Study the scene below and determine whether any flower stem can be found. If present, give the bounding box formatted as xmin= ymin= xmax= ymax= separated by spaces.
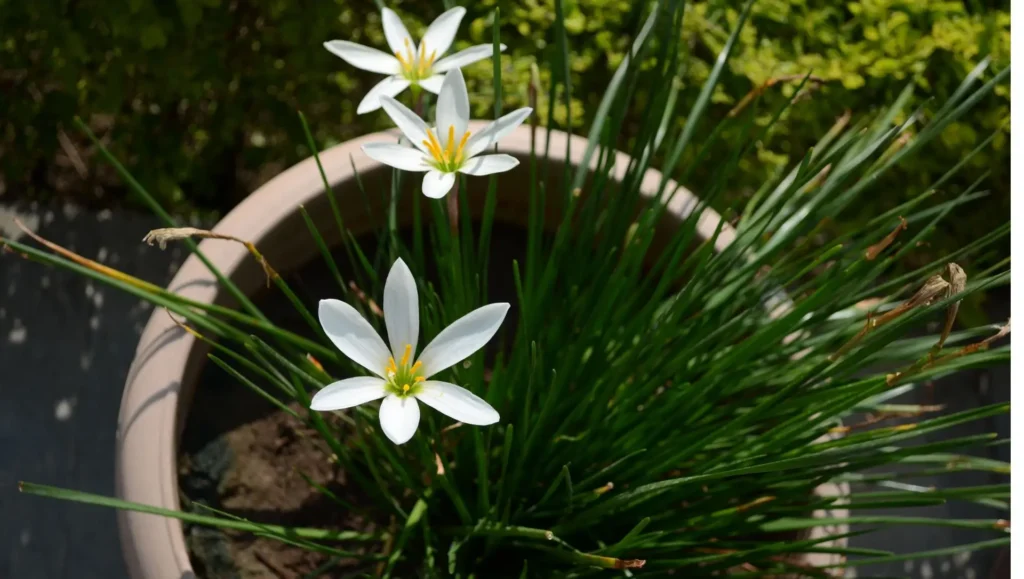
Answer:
xmin=412 ymin=85 xmax=424 ymax=117
xmin=447 ymin=175 xmax=460 ymax=237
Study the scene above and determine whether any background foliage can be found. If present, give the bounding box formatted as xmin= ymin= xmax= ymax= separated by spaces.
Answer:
xmin=1 ymin=0 xmax=1010 ymax=264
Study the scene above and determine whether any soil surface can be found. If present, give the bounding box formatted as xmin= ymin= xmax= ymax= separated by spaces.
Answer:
xmin=179 ymin=364 xmax=382 ymax=578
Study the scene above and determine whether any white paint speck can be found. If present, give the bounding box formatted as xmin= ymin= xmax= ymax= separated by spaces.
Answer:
xmin=80 ymin=353 xmax=93 ymax=370
xmin=97 ymin=247 xmax=109 ymax=262
xmin=920 ymin=560 xmax=933 ymax=579
xmin=8 ymin=321 xmax=26 ymax=344
xmin=89 ymin=315 xmax=100 ymax=331
xmin=0 ymin=205 xmax=41 ymax=241
xmin=19 ymin=529 xmax=31 ymax=546
xmin=61 ymin=203 xmax=80 ymax=220
xmin=954 ymin=552 xmax=972 ymax=566
xmin=965 ymin=568 xmax=976 ymax=579
xmin=41 ymin=275 xmax=50 ymax=289
xmin=85 ymin=283 xmax=94 ymax=298
xmin=92 ymin=291 xmax=104 ymax=308
xmin=54 ymin=398 xmax=75 ymax=421
xmin=97 ymin=209 xmax=112 ymax=222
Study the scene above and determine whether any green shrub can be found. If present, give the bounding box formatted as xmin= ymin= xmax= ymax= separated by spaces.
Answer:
xmin=1 ymin=0 xmax=1009 ymax=266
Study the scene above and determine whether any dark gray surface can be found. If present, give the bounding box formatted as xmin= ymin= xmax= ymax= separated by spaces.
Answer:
xmin=0 ymin=203 xmax=1009 ymax=578
xmin=844 ymin=289 xmax=1011 ymax=579
xmin=1 ymin=204 xmax=180 ymax=579
xmin=846 ymin=354 xmax=1010 ymax=578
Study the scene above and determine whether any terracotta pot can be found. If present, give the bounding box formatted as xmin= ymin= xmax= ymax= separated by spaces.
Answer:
xmin=115 ymin=124 xmax=846 ymax=578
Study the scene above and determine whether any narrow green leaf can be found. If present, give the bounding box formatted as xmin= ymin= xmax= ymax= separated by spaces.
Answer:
xmin=20 ymin=482 xmax=381 ymax=541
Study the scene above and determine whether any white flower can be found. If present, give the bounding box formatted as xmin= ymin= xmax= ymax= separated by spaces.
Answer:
xmin=311 ymin=258 xmax=507 ymax=445
xmin=324 ymin=6 xmax=506 ymax=114
xmin=361 ymin=68 xmax=533 ymax=198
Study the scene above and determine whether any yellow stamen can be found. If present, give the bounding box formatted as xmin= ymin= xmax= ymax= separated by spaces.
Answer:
xmin=454 ymin=130 xmax=471 ymax=165
xmin=404 ymin=38 xmax=415 ymax=72
xmin=394 ymin=50 xmax=408 ymax=71
xmin=402 ymin=384 xmax=410 ymax=393
xmin=422 ymin=139 xmax=434 ymax=158
xmin=445 ymin=125 xmax=456 ymax=162
xmin=386 ymin=357 xmax=397 ymax=373
xmin=414 ymin=376 xmax=426 ymax=383
xmin=410 ymin=360 xmax=423 ymax=374
xmin=426 ymin=49 xmax=437 ymax=67
xmin=400 ymin=344 xmax=412 ymax=367
xmin=417 ymin=42 xmax=428 ymax=76
xmin=423 ymin=130 xmax=444 ymax=163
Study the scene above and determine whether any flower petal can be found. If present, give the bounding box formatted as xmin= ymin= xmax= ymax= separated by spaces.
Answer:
xmin=310 ymin=377 xmax=388 ymax=411
xmin=420 ymin=6 xmax=465 ymax=58
xmin=357 ymin=76 xmax=411 ymax=114
xmin=415 ymin=381 xmax=499 ymax=425
xmin=379 ymin=395 xmax=420 ymax=445
xmin=380 ymin=96 xmax=431 ymax=154
xmin=383 ymin=258 xmax=420 ymax=360
xmin=418 ymin=75 xmax=445 ymax=94
xmin=318 ymin=299 xmax=392 ymax=378
xmin=417 ymin=303 xmax=510 ymax=378
xmin=458 ymin=154 xmax=519 ymax=176
xmin=432 ymin=43 xmax=506 ymax=73
xmin=324 ymin=40 xmax=401 ymax=75
xmin=464 ymin=107 xmax=533 ymax=159
xmin=362 ymin=142 xmax=431 ymax=172
xmin=422 ymin=170 xmax=456 ymax=199
xmin=435 ymin=69 xmax=470 ymax=149
xmin=381 ymin=8 xmax=414 ymax=56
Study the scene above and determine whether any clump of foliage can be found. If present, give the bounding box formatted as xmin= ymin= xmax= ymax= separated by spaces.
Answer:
xmin=1 ymin=0 xmax=1009 ymax=268
xmin=10 ymin=0 xmax=1010 ymax=576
